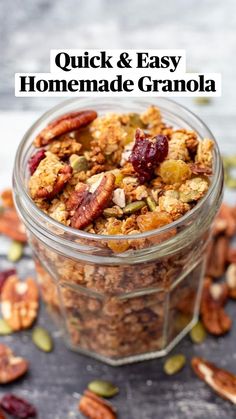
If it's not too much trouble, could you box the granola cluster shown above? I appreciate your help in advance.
[28,106,214,245]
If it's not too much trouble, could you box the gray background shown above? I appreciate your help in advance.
[0,1,236,418]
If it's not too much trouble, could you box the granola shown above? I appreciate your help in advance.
[24,105,216,361]
[28,106,213,238]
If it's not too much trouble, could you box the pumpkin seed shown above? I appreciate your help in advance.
[146,196,157,212]
[32,326,53,352]
[69,154,88,172]
[190,321,207,344]
[163,354,186,375]
[194,97,211,105]
[103,207,123,218]
[123,200,146,215]
[7,241,24,262]
[0,318,13,335]
[88,379,119,398]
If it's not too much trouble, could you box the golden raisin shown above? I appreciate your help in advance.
[137,211,172,232]
[160,159,191,184]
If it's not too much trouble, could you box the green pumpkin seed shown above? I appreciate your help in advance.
[88,379,119,398]
[69,154,88,172]
[123,200,146,215]
[163,354,186,375]
[194,97,211,105]
[0,318,13,335]
[103,207,123,218]
[32,326,53,352]
[190,321,207,344]
[7,241,24,262]
[146,196,157,212]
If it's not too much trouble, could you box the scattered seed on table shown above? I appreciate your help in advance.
[163,354,186,375]
[88,379,119,398]
[32,326,53,352]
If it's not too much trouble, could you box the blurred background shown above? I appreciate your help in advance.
[0,0,235,111]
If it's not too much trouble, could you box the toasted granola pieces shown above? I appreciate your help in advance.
[79,390,117,419]
[0,344,28,384]
[192,357,236,404]
[195,138,214,168]
[28,106,214,238]
[1,276,39,331]
[70,173,115,230]
[29,152,72,200]
[34,110,97,147]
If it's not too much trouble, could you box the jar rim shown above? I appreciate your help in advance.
[13,97,222,243]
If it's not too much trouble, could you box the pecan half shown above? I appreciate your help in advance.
[1,189,14,208]
[216,204,236,237]
[0,344,28,384]
[1,276,39,331]
[192,357,236,404]
[34,110,97,147]
[69,173,115,230]
[227,247,236,264]
[0,208,27,243]
[79,390,116,419]
[206,236,228,278]
[36,165,72,200]
[226,264,236,299]
[200,278,231,335]
[189,163,212,176]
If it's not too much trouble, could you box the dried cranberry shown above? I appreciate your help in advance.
[0,269,16,294]
[0,394,37,418]
[129,129,168,183]
[28,149,46,175]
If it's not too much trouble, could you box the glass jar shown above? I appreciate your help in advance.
[13,98,223,366]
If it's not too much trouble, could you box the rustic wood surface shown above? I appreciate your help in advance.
[0,1,236,417]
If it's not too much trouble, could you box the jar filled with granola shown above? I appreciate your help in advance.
[13,98,223,365]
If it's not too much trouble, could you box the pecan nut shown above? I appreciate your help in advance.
[1,188,14,208]
[200,278,231,335]
[0,344,28,384]
[1,276,39,331]
[227,247,236,264]
[226,263,236,299]
[189,163,212,176]
[79,390,116,419]
[215,204,236,237]
[192,357,236,404]
[36,164,72,199]
[0,208,27,243]
[34,110,97,147]
[69,173,115,230]
[206,236,228,278]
